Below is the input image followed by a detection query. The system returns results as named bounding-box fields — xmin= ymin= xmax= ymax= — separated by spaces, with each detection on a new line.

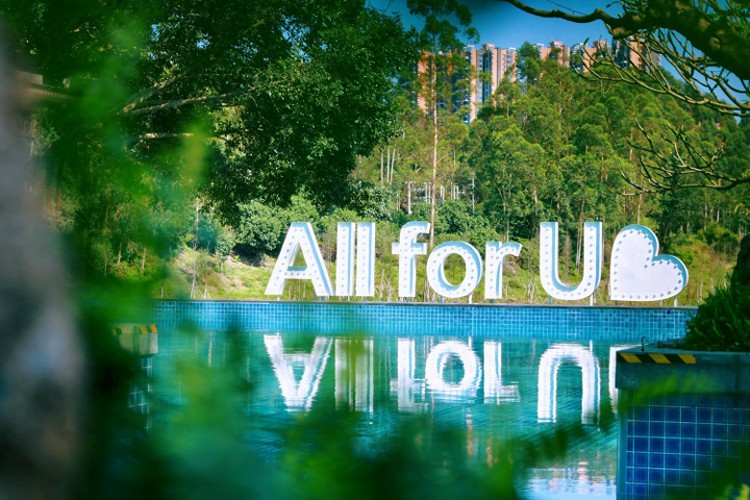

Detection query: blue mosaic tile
xmin=665 ymin=422 xmax=680 ymax=438
xmin=152 ymin=300 xmax=695 ymax=339
xmin=697 ymin=423 xmax=712 ymax=439
xmin=681 ymin=440 xmax=695 ymax=454
xmin=664 ymin=469 xmax=679 ymax=485
xmin=697 ymin=407 xmax=712 ymax=423
xmin=681 ymin=423 xmax=696 ymax=438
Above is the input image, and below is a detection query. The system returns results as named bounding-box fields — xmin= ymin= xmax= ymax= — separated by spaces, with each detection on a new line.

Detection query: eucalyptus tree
xmin=497 ymin=0 xmax=750 ymax=191
xmin=408 ymin=0 xmax=477 ymax=246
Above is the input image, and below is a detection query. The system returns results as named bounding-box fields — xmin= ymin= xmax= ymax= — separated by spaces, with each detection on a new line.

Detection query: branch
xmin=124 ymin=90 xmax=249 ymax=116
xmin=497 ymin=0 xmax=750 ymax=80
xmin=622 ymin=117 xmax=750 ymax=192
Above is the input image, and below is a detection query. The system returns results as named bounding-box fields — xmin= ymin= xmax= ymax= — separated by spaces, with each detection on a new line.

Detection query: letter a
xmin=265 ymin=222 xmax=334 ymax=296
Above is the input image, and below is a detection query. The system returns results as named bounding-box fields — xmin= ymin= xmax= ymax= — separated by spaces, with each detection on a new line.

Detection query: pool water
xmin=151 ymin=301 xmax=694 ymax=498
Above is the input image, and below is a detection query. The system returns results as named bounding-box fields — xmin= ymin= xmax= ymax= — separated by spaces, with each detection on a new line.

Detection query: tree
xmin=517 ymin=41 xmax=542 ymax=85
xmin=408 ymin=0 xmax=477 ymax=247
xmin=498 ymin=0 xmax=750 ymax=190
xmin=2 ymin=0 xmax=414 ymax=276
xmin=470 ymin=117 xmax=546 ymax=240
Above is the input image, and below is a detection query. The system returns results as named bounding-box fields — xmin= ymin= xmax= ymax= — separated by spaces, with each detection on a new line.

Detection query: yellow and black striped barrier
xmin=111 ymin=324 xmax=159 ymax=355
xmin=112 ymin=324 xmax=157 ymax=336
xmin=138 ymin=324 xmax=158 ymax=335
xmin=618 ymin=352 xmax=696 ymax=364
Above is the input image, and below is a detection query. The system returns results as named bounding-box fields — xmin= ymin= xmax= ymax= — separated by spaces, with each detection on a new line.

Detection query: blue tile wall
xmin=620 ymin=394 xmax=750 ymax=498
xmin=152 ymin=300 xmax=695 ymax=341
xmin=128 ymin=355 xmax=153 ymax=430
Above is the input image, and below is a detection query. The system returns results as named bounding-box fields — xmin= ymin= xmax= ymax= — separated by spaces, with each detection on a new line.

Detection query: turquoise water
xmin=151 ymin=301 xmax=694 ymax=498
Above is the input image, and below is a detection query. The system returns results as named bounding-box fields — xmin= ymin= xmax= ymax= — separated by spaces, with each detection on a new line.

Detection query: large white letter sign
xmin=426 ymin=241 xmax=483 ymax=298
xmin=355 ymin=223 xmax=376 ymax=296
xmin=392 ymin=221 xmax=430 ymax=297
xmin=335 ymin=222 xmax=356 ymax=296
xmin=484 ymin=242 xmax=523 ymax=300
xmin=540 ymin=221 xmax=603 ymax=301
xmin=609 ymin=224 xmax=688 ymax=301
xmin=335 ymin=222 xmax=376 ymax=297
xmin=265 ymin=222 xmax=333 ymax=296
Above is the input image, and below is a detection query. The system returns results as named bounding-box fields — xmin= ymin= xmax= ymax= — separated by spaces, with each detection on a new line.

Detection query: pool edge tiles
xmin=152 ymin=300 xmax=695 ymax=341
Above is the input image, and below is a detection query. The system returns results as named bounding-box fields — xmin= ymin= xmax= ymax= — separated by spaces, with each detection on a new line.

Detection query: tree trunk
xmin=0 ymin=43 xmax=82 ymax=500
xmin=429 ymin=43 xmax=438 ymax=248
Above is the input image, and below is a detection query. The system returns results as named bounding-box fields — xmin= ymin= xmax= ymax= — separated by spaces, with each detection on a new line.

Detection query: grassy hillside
xmin=161 ymin=241 xmax=734 ymax=306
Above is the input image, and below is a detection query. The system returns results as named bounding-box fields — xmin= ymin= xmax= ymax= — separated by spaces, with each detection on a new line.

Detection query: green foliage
xmin=5 ymin=0 xmax=414 ymax=282
xmin=684 ymin=284 xmax=750 ymax=351
xmin=234 ymin=201 xmax=287 ymax=258
xmin=434 ymin=199 xmax=499 ymax=248
xmin=192 ymin=209 xmax=235 ymax=257
xmin=344 ymin=181 xmax=394 ymax=221
xmin=517 ymin=41 xmax=542 ymax=85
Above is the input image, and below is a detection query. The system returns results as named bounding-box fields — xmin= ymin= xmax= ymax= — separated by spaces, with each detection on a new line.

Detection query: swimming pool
xmin=151 ymin=301 xmax=695 ymax=497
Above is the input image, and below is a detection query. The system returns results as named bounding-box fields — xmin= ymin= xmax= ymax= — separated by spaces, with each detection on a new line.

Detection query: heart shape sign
xmin=609 ymin=225 xmax=688 ymax=301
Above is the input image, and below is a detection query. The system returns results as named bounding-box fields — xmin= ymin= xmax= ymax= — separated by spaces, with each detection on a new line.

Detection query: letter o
xmin=426 ymin=241 xmax=482 ymax=298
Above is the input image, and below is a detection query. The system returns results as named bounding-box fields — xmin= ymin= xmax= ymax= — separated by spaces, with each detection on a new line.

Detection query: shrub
xmin=683 ymin=284 xmax=750 ymax=351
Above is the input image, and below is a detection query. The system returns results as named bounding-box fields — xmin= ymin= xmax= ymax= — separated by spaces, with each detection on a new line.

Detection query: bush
xmin=683 ymin=284 xmax=750 ymax=351
xmin=234 ymin=201 xmax=286 ymax=257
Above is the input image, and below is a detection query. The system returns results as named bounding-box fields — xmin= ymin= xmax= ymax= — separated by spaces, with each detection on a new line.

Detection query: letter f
xmin=392 ymin=221 xmax=430 ymax=298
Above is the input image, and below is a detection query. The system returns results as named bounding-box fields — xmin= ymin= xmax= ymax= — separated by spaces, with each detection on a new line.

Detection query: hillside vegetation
xmin=158 ymin=58 xmax=746 ymax=305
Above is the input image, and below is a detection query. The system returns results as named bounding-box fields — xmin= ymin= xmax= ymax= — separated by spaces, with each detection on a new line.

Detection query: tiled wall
xmin=127 ymin=355 xmax=153 ymax=431
xmin=620 ymin=394 xmax=750 ymax=498
xmin=152 ymin=300 xmax=694 ymax=341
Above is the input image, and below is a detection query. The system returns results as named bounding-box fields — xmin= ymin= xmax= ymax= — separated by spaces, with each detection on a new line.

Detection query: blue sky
xmin=369 ymin=0 xmax=613 ymax=49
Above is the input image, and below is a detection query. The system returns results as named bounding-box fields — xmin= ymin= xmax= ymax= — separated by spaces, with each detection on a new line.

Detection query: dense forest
xmin=9 ymin=1 xmax=749 ymax=305
xmin=161 ymin=51 xmax=749 ymax=304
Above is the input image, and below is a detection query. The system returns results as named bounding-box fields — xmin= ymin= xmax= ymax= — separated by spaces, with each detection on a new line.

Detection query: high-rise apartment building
xmin=461 ymin=44 xmax=519 ymax=122
xmin=418 ymin=37 xmax=658 ymax=123
xmin=571 ymin=40 xmax=608 ymax=72
xmin=613 ymin=37 xmax=661 ymax=71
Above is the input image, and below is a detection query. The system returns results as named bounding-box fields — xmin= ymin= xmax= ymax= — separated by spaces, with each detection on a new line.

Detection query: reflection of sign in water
xmin=262 ymin=336 xmax=623 ymax=425
xmin=424 ymin=341 xmax=482 ymax=401
xmin=483 ymin=341 xmax=520 ymax=404
xmin=265 ymin=222 xmax=688 ymax=303
xmin=537 ymin=344 xmax=600 ymax=424
xmin=264 ymin=335 xmax=332 ymax=411
xmin=334 ymin=339 xmax=373 ymax=412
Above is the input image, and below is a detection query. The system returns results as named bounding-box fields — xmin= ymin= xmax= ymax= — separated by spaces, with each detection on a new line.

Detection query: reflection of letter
xmin=609 ymin=345 xmax=636 ymax=414
xmin=264 ymin=335 xmax=332 ymax=411
xmin=425 ymin=341 xmax=481 ymax=401
xmin=484 ymin=242 xmax=523 ymax=300
xmin=335 ymin=338 xmax=374 ymax=412
xmin=537 ymin=343 xmax=600 ymax=423
xmin=392 ymin=338 xmax=425 ymax=412
xmin=392 ymin=222 xmax=430 ymax=298
xmin=539 ymin=222 xmax=602 ymax=301
xmin=335 ymin=222 xmax=376 ymax=297
xmin=265 ymin=222 xmax=333 ymax=296
xmin=483 ymin=341 xmax=519 ymax=403
xmin=426 ymin=242 xmax=483 ymax=298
